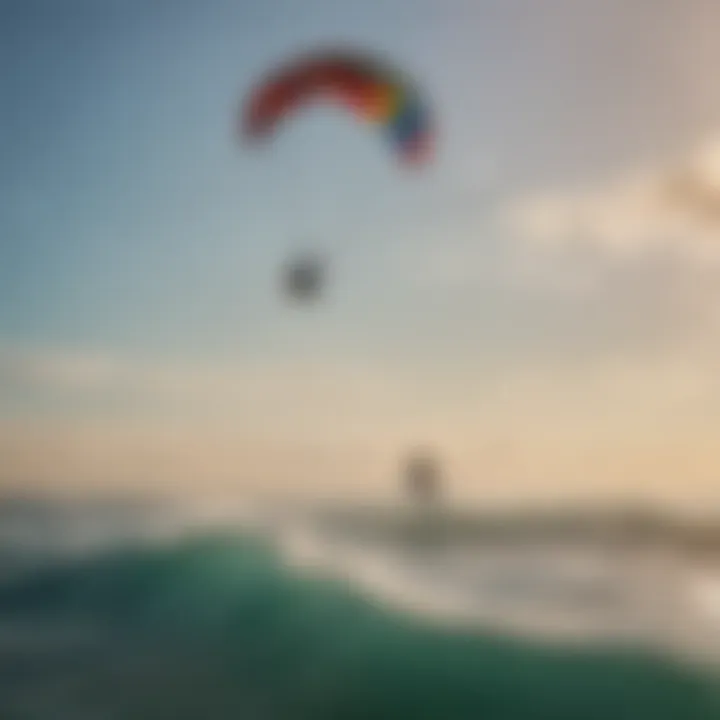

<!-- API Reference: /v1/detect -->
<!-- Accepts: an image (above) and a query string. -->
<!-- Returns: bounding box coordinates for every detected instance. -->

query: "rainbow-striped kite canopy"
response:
[241,48,433,165]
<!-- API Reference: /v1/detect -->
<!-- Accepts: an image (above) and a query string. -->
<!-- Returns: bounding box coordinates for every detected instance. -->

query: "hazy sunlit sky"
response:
[2,0,720,508]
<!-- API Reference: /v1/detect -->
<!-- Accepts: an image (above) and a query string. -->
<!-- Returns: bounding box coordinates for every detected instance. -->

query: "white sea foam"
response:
[270,505,720,665]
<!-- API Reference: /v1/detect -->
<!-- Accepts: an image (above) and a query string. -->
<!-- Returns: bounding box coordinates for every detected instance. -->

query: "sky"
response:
[2,0,720,509]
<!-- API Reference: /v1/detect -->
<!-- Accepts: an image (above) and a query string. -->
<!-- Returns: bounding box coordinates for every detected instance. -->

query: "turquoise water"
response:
[0,532,717,719]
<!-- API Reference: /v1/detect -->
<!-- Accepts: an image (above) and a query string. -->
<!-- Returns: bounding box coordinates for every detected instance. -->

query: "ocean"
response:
[0,497,718,720]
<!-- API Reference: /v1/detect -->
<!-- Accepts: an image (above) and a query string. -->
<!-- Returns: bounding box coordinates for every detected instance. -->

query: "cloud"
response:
[0,347,129,392]
[0,345,410,412]
[489,133,720,359]
[502,134,720,265]
[0,343,471,450]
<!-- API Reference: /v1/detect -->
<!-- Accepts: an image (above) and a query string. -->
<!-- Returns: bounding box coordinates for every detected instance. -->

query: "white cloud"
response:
[0,344,457,448]
[0,345,404,408]
[503,134,720,265]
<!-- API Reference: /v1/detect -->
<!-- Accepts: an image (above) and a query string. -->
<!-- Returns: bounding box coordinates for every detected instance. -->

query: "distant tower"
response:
[403,449,442,509]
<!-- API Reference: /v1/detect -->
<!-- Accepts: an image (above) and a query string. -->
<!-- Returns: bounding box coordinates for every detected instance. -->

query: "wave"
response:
[0,526,718,720]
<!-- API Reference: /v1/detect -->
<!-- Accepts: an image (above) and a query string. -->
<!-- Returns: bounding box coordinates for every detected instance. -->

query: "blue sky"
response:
[1,0,485,358]
[1,0,688,357]
[2,0,720,505]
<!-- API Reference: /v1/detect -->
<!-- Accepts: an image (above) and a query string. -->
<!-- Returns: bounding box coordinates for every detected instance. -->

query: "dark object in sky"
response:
[403,450,441,506]
[281,253,325,303]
